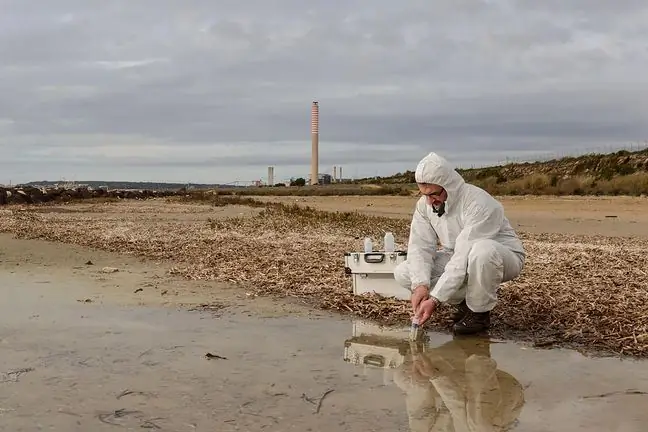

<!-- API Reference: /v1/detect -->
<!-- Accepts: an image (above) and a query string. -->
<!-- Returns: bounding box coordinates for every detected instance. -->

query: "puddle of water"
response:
[1,274,647,431]
[344,321,648,432]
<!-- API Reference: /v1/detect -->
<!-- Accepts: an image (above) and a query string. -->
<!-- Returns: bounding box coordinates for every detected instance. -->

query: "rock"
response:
[0,185,182,206]
[101,267,119,273]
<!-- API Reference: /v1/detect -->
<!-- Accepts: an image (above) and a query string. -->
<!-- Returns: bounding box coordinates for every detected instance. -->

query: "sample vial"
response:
[409,316,420,341]
[363,237,373,253]
[383,232,395,252]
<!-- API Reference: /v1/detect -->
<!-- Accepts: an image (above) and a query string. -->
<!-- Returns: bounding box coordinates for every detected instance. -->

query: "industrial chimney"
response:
[310,101,319,185]
[267,166,274,186]
[333,166,337,182]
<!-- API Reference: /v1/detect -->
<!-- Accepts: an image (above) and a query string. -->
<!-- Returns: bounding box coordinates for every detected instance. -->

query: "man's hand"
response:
[411,285,429,313]
[413,353,442,380]
[415,298,440,326]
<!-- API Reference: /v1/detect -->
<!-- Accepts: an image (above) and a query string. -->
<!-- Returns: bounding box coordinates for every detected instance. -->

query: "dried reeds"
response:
[1,198,646,357]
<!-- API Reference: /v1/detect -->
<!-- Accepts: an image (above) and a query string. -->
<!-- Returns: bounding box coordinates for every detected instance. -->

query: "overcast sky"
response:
[1,0,648,185]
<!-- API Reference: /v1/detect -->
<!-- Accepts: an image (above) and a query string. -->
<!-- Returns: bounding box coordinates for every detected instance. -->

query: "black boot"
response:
[453,310,491,335]
[450,300,469,323]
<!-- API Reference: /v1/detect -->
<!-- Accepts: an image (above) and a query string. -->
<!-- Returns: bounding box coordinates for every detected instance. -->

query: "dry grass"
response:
[1,197,647,358]
[468,172,648,196]
[204,174,648,196]
[212,172,648,197]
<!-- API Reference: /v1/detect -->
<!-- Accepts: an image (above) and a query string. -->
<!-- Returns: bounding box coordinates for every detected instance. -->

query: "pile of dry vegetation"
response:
[0,196,646,357]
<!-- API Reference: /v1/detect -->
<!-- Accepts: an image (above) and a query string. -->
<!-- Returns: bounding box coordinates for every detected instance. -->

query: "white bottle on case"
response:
[363,237,373,253]
[383,232,395,252]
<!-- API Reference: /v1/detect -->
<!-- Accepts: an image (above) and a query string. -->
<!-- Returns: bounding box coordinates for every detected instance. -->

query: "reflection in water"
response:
[344,320,525,432]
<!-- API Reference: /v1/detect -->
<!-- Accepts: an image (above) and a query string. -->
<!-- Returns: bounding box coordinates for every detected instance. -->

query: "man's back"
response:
[414,178,524,257]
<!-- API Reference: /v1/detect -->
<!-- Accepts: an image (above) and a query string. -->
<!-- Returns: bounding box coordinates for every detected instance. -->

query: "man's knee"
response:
[393,261,411,290]
[468,239,503,266]
[468,239,522,282]
[465,240,504,312]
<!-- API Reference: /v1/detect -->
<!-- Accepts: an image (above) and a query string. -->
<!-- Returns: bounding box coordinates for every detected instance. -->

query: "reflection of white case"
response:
[344,251,409,300]
[343,320,416,385]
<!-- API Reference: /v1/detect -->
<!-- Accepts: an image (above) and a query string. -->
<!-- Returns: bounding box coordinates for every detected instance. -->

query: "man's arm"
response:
[430,198,504,302]
[407,199,439,291]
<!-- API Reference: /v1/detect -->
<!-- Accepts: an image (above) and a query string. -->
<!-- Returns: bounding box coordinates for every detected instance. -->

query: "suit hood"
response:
[414,152,465,198]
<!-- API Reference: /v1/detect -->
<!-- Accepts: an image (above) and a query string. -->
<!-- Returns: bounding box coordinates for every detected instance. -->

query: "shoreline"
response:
[0,232,325,320]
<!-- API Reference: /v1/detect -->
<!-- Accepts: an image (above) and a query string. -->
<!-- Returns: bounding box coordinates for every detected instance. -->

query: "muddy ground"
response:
[1,195,648,430]
[0,233,314,318]
[2,262,647,431]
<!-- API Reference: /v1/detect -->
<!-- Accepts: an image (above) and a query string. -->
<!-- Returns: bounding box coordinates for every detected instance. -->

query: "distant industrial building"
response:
[308,173,331,185]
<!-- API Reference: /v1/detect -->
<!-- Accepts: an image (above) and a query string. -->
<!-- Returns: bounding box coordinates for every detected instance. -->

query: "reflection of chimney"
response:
[311,101,319,185]
[333,166,337,182]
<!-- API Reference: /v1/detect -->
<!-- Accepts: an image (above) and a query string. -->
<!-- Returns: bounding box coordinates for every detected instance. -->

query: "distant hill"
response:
[21,180,232,191]
[459,148,648,182]
[353,148,648,196]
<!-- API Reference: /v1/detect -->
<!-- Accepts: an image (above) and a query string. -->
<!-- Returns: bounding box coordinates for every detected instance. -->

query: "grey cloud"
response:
[103,149,422,168]
[1,0,648,184]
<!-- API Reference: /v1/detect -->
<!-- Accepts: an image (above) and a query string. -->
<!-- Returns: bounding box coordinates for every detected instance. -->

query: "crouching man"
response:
[394,152,525,335]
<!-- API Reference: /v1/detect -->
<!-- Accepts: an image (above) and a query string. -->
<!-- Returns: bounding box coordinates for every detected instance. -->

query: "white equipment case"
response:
[344,250,410,300]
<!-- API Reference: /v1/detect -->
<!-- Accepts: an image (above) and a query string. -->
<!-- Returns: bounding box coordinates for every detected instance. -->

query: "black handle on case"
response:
[364,253,385,263]
[363,354,386,367]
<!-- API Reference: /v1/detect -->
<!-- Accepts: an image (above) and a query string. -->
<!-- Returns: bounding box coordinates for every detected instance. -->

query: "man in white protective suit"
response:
[393,152,525,335]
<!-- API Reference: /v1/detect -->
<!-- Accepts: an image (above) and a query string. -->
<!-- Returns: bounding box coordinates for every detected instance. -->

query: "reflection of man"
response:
[393,338,525,432]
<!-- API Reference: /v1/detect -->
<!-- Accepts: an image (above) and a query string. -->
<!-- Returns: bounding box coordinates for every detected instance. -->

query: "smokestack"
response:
[310,101,319,185]
[268,166,274,186]
[339,166,342,182]
[333,166,337,182]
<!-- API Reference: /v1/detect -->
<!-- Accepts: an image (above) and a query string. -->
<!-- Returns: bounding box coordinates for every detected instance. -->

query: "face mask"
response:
[432,201,445,217]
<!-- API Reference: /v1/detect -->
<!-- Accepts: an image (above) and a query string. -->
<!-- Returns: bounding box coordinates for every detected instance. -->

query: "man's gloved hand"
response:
[411,285,430,313]
[416,298,440,326]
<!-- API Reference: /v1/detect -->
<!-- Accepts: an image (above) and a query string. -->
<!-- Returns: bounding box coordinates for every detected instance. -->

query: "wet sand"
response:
[2,269,647,431]
[0,233,313,318]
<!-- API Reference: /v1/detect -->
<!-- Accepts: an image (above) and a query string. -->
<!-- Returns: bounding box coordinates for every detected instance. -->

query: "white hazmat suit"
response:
[394,152,525,313]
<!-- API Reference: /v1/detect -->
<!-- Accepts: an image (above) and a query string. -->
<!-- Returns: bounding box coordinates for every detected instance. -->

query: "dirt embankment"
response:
[464,150,648,181]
